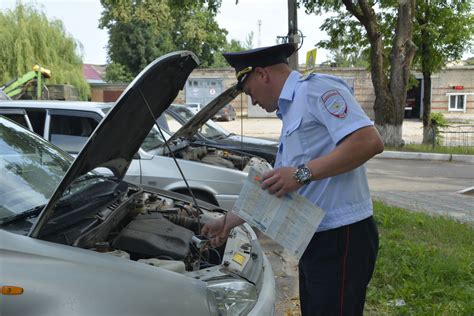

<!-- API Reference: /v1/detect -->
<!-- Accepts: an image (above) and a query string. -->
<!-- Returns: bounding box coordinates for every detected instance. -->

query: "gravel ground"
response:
[218,113,474,145]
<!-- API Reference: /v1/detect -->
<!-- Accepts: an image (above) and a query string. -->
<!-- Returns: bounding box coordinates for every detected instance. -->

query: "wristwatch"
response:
[294,164,312,185]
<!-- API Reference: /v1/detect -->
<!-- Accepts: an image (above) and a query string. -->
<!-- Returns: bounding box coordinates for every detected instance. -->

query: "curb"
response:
[375,151,474,163]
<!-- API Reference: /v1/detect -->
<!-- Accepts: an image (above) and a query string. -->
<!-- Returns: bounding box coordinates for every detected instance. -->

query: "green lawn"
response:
[366,201,474,315]
[386,144,474,155]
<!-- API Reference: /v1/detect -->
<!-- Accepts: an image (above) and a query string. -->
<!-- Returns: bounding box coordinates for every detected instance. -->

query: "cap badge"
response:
[236,66,253,80]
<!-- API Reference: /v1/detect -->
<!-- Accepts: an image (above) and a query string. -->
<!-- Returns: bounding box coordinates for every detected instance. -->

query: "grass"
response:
[386,144,474,155]
[366,201,474,315]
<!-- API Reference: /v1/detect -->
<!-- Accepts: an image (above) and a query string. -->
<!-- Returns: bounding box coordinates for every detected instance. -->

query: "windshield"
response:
[170,105,230,139]
[0,117,72,220]
[141,125,169,151]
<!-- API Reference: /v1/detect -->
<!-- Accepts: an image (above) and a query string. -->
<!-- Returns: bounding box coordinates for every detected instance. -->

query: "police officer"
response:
[202,43,384,315]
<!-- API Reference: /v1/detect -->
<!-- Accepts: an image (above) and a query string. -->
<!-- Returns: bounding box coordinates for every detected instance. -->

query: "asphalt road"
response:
[368,158,474,223]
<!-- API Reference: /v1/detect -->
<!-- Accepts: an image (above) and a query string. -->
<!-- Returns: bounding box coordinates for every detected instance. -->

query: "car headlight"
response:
[207,279,257,315]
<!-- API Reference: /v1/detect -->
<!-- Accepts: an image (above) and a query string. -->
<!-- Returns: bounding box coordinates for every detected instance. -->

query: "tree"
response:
[99,0,228,81]
[300,0,417,146]
[413,1,474,144]
[0,3,90,100]
[327,47,370,68]
[212,33,254,67]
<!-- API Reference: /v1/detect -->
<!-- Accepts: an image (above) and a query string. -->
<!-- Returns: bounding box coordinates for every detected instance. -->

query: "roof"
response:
[0,100,112,112]
[83,64,106,83]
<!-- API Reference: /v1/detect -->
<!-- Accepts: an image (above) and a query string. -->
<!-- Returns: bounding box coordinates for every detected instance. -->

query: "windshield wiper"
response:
[71,173,110,185]
[0,205,45,225]
[210,133,231,140]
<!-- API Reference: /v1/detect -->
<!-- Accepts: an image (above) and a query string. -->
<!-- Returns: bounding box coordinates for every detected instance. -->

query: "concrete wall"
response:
[311,67,376,118]
[431,67,474,114]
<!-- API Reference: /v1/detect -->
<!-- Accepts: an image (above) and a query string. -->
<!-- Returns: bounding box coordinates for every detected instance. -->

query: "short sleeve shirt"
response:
[275,71,374,232]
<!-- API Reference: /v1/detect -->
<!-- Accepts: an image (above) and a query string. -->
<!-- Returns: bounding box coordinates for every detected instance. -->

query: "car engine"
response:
[172,145,271,171]
[65,188,224,272]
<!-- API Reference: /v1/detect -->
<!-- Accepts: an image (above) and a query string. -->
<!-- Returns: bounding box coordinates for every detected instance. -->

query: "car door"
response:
[46,110,102,154]
[0,108,34,131]
[0,107,50,137]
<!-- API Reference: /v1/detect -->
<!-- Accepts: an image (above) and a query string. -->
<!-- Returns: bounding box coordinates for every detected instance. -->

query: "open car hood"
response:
[29,51,199,238]
[163,85,241,146]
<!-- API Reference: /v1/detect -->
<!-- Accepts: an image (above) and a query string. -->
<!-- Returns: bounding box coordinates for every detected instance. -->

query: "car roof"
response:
[0,100,113,113]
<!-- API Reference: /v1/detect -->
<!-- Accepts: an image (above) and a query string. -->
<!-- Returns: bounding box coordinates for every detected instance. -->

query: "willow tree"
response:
[0,3,90,100]
[301,0,417,146]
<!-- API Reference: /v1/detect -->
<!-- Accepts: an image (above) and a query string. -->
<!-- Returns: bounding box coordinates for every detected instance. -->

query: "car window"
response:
[172,105,230,139]
[25,109,47,136]
[173,106,195,121]
[156,114,170,132]
[164,113,183,134]
[2,113,30,129]
[199,121,229,139]
[0,117,72,219]
[141,126,166,152]
[49,115,99,153]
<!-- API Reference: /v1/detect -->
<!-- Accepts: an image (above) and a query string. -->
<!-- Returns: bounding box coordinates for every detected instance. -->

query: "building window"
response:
[448,94,466,112]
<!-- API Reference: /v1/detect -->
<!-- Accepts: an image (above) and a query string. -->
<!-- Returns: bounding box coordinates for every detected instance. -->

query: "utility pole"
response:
[287,0,299,70]
[258,20,262,47]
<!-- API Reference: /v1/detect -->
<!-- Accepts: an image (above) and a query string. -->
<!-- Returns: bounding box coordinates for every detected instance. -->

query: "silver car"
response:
[0,88,271,212]
[0,51,275,315]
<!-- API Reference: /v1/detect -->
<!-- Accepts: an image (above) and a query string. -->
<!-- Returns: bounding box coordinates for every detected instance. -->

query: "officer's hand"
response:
[261,167,301,198]
[201,216,230,247]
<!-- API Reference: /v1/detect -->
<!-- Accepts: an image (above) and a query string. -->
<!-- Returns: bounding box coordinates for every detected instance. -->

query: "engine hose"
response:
[165,214,199,232]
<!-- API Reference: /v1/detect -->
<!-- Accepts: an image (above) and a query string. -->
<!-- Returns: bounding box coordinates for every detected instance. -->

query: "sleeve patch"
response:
[321,89,348,118]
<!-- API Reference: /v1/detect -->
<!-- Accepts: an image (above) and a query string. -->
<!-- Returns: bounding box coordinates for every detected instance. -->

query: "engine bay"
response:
[44,187,228,272]
[169,144,271,171]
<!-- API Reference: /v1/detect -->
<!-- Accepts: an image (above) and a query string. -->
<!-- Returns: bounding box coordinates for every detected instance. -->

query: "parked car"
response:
[0,69,271,213]
[213,103,236,121]
[0,52,275,315]
[185,102,203,113]
[163,104,278,165]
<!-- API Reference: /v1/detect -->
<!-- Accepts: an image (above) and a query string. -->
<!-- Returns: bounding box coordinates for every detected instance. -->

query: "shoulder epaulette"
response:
[299,72,316,82]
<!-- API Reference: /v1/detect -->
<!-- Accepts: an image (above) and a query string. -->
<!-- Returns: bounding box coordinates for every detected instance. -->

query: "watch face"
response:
[295,166,311,185]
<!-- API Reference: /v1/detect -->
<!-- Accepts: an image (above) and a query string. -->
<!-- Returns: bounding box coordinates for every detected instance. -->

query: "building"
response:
[83,64,474,119]
[83,64,128,102]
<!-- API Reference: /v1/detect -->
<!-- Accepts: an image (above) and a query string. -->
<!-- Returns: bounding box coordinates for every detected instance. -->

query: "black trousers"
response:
[298,216,379,316]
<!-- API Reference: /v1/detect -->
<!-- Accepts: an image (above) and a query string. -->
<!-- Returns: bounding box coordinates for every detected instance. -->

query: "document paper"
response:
[233,167,325,260]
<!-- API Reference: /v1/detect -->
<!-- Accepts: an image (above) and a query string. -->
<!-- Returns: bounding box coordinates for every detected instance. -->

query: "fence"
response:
[437,125,474,147]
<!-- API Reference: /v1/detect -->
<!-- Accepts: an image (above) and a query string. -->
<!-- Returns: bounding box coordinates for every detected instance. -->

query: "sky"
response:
[0,0,331,65]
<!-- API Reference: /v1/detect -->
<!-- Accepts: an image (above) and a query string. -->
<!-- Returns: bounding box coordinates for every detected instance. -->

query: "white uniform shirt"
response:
[275,71,374,232]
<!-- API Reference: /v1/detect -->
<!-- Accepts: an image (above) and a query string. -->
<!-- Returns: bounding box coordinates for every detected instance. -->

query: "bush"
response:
[430,112,449,145]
